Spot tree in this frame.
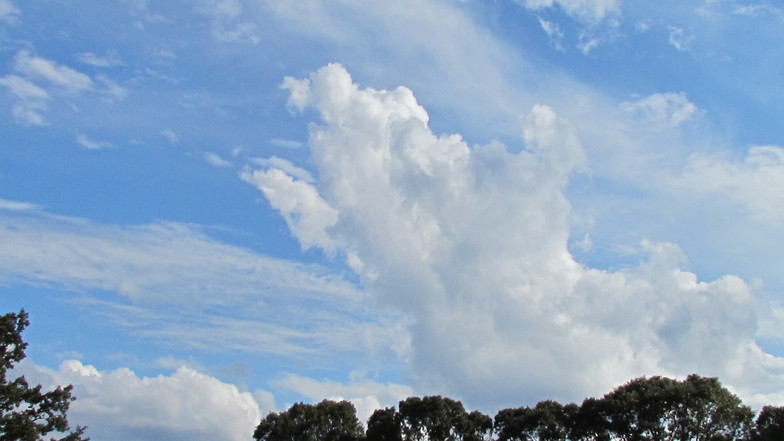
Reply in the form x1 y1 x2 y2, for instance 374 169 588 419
494 400 577 441
753 406 784 441
597 375 683 441
367 407 402 441
397 396 492 441
0 310 88 441
673 374 754 441
570 397 610 441
592 374 753 441
254 399 364 441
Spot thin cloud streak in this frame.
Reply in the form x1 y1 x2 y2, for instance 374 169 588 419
0 203 396 359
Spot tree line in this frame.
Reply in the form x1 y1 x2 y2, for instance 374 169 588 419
1 309 783 441
256 379 784 441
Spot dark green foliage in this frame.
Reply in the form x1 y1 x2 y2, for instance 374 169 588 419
462 411 493 441
598 375 682 440
570 398 610 441
596 374 753 441
260 376 775 441
399 396 468 441
367 396 492 441
494 400 577 441
254 399 364 441
493 375 755 441
675 374 754 441
754 406 784 441
0 310 88 441
367 407 402 441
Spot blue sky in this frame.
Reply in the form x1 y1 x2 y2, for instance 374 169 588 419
2 0 784 440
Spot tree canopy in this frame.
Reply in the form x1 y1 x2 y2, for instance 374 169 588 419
0 310 87 441
753 405 784 441
254 399 364 441
260 375 781 441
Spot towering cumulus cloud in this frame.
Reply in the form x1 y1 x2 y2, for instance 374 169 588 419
244 64 784 408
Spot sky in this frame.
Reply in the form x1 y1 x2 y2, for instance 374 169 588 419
1 0 784 440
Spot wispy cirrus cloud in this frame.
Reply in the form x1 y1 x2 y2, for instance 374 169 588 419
0 74 50 125
517 0 620 23
13 50 94 92
76 134 113 150
77 50 124 68
0 201 399 361
676 145 784 227
620 92 701 128
203 152 232 167
0 50 126 125
0 0 19 24
193 0 260 43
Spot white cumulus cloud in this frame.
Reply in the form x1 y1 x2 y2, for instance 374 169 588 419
240 167 339 252
251 63 784 408
250 156 314 183
16 359 261 441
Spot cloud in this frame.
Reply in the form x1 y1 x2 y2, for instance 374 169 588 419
265 0 544 141
515 0 622 53
517 0 621 23
122 0 167 26
16 359 261 441
194 0 260 43
734 4 784 19
203 152 232 167
249 156 314 183
275 373 414 421
253 389 278 414
96 75 128 102
13 50 93 92
0 0 18 23
537 17 566 51
620 92 701 128
240 167 339 253
676 145 784 226
76 134 113 150
251 63 784 408
0 50 117 125
0 74 50 125
0 198 40 211
160 129 179 143
77 50 123 68
0 202 387 359
668 26 695 51
269 138 304 149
